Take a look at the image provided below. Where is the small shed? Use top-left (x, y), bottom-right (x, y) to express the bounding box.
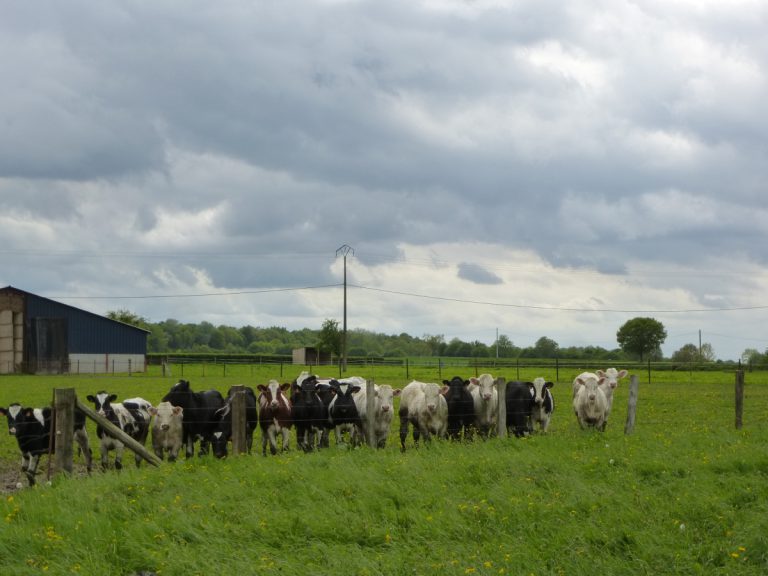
top-left (292, 346), bottom-right (331, 366)
top-left (0, 286), bottom-right (149, 374)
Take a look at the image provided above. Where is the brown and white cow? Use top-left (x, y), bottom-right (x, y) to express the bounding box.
top-left (257, 380), bottom-right (292, 456)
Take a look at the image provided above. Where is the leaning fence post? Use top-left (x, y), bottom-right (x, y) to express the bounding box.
top-left (496, 377), bottom-right (507, 438)
top-left (624, 375), bottom-right (640, 435)
top-left (230, 385), bottom-right (247, 455)
top-left (366, 379), bottom-right (376, 448)
top-left (735, 370), bottom-right (744, 430)
top-left (54, 388), bottom-right (76, 476)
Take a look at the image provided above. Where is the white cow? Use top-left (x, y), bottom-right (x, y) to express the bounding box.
top-left (149, 401), bottom-right (184, 462)
top-left (398, 381), bottom-right (448, 451)
top-left (572, 368), bottom-right (627, 430)
top-left (572, 373), bottom-right (608, 430)
top-left (352, 383), bottom-right (401, 449)
top-left (468, 373), bottom-right (500, 437)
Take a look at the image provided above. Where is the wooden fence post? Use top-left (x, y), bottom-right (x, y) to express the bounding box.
top-left (366, 379), bottom-right (376, 448)
top-left (496, 378), bottom-right (507, 438)
top-left (54, 388), bottom-right (76, 475)
top-left (624, 375), bottom-right (639, 435)
top-left (230, 385), bottom-right (247, 456)
top-left (735, 370), bottom-right (744, 430)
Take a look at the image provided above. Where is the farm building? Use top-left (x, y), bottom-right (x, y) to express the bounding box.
top-left (0, 286), bottom-right (149, 375)
top-left (292, 346), bottom-right (331, 365)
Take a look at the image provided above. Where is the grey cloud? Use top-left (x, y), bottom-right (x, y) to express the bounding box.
top-left (457, 263), bottom-right (503, 285)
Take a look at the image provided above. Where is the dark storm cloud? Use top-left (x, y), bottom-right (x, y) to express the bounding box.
top-left (457, 263), bottom-right (503, 285)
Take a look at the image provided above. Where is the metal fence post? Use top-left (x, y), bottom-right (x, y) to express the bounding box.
top-left (735, 370), bottom-right (744, 430)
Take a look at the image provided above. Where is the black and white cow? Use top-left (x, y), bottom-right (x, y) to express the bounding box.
top-left (0, 403), bottom-right (92, 486)
top-left (291, 373), bottom-right (328, 452)
top-left (86, 392), bottom-right (152, 470)
top-left (212, 386), bottom-right (258, 458)
top-left (327, 378), bottom-right (363, 445)
top-left (441, 376), bottom-right (476, 441)
top-left (530, 377), bottom-right (555, 432)
top-left (162, 380), bottom-right (224, 458)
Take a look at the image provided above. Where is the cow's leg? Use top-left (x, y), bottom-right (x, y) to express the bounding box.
top-left (100, 439), bottom-right (110, 471)
top-left (184, 432), bottom-right (194, 459)
top-left (74, 427), bottom-right (93, 473)
top-left (399, 408), bottom-right (409, 452)
top-left (198, 436), bottom-right (210, 457)
top-left (267, 426), bottom-right (278, 455)
top-left (25, 454), bottom-right (41, 486)
top-left (280, 427), bottom-right (290, 452)
top-left (114, 442), bottom-right (124, 471)
top-left (20, 453), bottom-right (30, 473)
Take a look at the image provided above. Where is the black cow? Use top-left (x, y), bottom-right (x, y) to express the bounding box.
top-left (327, 378), bottom-right (363, 445)
top-left (291, 374), bottom-right (327, 452)
top-left (162, 380), bottom-right (224, 458)
top-left (505, 381), bottom-right (535, 438)
top-left (441, 376), bottom-right (476, 441)
top-left (0, 403), bottom-right (92, 486)
top-left (86, 392), bottom-right (152, 470)
top-left (212, 386), bottom-right (258, 458)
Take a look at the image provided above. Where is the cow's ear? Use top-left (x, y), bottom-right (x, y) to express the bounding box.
top-left (596, 370), bottom-right (606, 377)
top-left (469, 377), bottom-right (478, 385)
top-left (109, 394), bottom-right (118, 402)
top-left (0, 407), bottom-right (6, 416)
top-left (148, 407), bottom-right (157, 416)
top-left (24, 408), bottom-right (34, 417)
top-left (440, 385), bottom-right (449, 396)
top-left (597, 377), bottom-right (608, 386)
top-left (280, 383), bottom-right (291, 391)
top-left (257, 384), bottom-right (267, 391)
top-left (392, 389), bottom-right (401, 396)
top-left (86, 395), bottom-right (96, 402)
top-left (527, 382), bottom-right (535, 389)
top-left (351, 385), bottom-right (361, 394)
top-left (617, 370), bottom-right (628, 379)
top-left (546, 381), bottom-right (554, 388)
top-left (442, 380), bottom-right (451, 385)
top-left (174, 406), bottom-right (183, 416)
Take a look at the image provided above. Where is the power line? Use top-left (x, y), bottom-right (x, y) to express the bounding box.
top-left (348, 284), bottom-right (768, 314)
top-left (49, 284), bottom-right (342, 300)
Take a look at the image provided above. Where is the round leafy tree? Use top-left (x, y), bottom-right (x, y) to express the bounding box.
top-left (616, 317), bottom-right (667, 361)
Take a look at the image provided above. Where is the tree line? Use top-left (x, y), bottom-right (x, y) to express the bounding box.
top-left (107, 310), bottom-right (733, 363)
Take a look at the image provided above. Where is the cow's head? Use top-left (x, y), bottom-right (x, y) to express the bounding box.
top-left (597, 368), bottom-right (628, 390)
top-left (86, 391), bottom-right (118, 416)
top-left (0, 403), bottom-right (23, 435)
top-left (258, 380), bottom-right (290, 410)
top-left (531, 378), bottom-right (554, 407)
top-left (470, 373), bottom-right (498, 401)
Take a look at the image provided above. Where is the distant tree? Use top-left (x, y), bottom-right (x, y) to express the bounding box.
top-left (616, 317), bottom-right (667, 361)
top-left (423, 334), bottom-right (445, 356)
top-left (494, 334), bottom-right (519, 358)
top-left (318, 319), bottom-right (342, 358)
top-left (700, 343), bottom-right (715, 362)
top-left (106, 309), bottom-right (148, 329)
top-left (671, 343), bottom-right (700, 363)
top-left (741, 348), bottom-right (762, 365)
top-left (532, 336), bottom-right (559, 359)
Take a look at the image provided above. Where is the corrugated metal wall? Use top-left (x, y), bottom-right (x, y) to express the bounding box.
top-left (24, 292), bottom-right (147, 354)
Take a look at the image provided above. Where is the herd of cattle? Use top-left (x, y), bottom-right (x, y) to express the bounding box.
top-left (0, 368), bottom-right (627, 488)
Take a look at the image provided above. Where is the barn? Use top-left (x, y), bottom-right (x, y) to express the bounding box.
top-left (0, 286), bottom-right (149, 375)
top-left (292, 346), bottom-right (331, 366)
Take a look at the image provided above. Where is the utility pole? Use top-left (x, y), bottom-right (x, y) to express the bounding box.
top-left (336, 244), bottom-right (354, 372)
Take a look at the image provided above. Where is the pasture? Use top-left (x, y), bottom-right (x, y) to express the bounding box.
top-left (1, 366), bottom-right (767, 575)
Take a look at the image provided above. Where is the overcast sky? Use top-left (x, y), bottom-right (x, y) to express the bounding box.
top-left (1, 0), bottom-right (767, 361)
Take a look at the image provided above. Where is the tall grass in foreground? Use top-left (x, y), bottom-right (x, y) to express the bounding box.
top-left (1, 372), bottom-right (767, 574)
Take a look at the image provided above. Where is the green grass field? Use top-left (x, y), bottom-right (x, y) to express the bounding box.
top-left (1, 366), bottom-right (767, 575)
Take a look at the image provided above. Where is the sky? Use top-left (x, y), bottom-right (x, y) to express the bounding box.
top-left (1, 0), bottom-right (767, 361)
